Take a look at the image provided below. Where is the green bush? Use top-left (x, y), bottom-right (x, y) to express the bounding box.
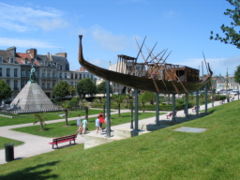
top-left (214, 95), bottom-right (227, 101)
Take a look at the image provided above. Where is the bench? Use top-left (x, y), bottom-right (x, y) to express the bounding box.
top-left (49, 134), bottom-right (77, 149)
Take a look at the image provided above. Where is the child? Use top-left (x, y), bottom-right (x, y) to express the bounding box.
top-left (95, 118), bottom-right (100, 133)
top-left (82, 118), bottom-right (88, 134)
top-left (98, 113), bottom-right (105, 132)
top-left (76, 117), bottom-right (83, 135)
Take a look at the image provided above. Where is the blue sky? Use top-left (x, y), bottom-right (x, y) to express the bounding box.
top-left (0, 0), bottom-right (239, 76)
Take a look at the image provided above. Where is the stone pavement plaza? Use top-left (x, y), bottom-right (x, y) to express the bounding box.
top-left (0, 98), bottom-right (237, 164)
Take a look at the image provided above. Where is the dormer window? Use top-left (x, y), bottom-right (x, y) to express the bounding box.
top-left (0, 56), bottom-right (3, 63)
top-left (9, 57), bottom-right (14, 63)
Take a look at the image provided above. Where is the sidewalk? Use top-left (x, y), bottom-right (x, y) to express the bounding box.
top-left (0, 97), bottom-right (237, 164)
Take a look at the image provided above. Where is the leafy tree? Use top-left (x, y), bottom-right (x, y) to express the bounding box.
top-left (97, 81), bottom-right (113, 94)
top-left (69, 97), bottom-right (80, 108)
top-left (77, 78), bottom-right (97, 98)
top-left (139, 91), bottom-right (155, 112)
top-left (61, 101), bottom-right (71, 126)
top-left (53, 81), bottom-right (70, 100)
top-left (112, 94), bottom-right (125, 116)
top-left (68, 85), bottom-right (76, 97)
top-left (0, 80), bottom-right (11, 103)
top-left (210, 0), bottom-right (240, 48)
top-left (234, 65), bottom-right (240, 83)
top-left (33, 113), bottom-right (46, 131)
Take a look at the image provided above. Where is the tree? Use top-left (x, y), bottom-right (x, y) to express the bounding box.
top-left (210, 0), bottom-right (240, 48)
top-left (139, 91), bottom-right (155, 112)
top-left (68, 85), bottom-right (76, 97)
top-left (97, 81), bottom-right (112, 94)
top-left (0, 80), bottom-right (11, 103)
top-left (77, 78), bottom-right (97, 98)
top-left (112, 94), bottom-right (125, 116)
top-left (33, 113), bottom-right (46, 131)
top-left (234, 65), bottom-right (240, 83)
top-left (53, 81), bottom-right (70, 100)
top-left (61, 101), bottom-right (71, 126)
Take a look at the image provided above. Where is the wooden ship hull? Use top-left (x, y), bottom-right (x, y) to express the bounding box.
top-left (78, 35), bottom-right (212, 94)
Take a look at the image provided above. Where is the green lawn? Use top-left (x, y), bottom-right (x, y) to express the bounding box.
top-left (1, 101), bottom-right (240, 179)
top-left (13, 112), bottom-right (156, 137)
top-left (0, 109), bottom-right (101, 127)
top-left (0, 137), bottom-right (23, 150)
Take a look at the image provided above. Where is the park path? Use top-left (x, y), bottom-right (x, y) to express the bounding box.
top-left (0, 97), bottom-right (237, 164)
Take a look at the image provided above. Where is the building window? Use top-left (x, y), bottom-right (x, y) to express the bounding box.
top-left (14, 68), bottom-right (18, 77)
top-left (42, 82), bottom-right (45, 89)
top-left (6, 68), bottom-right (10, 77)
top-left (47, 83), bottom-right (50, 89)
top-left (8, 57), bottom-right (14, 63)
top-left (0, 68), bottom-right (2, 77)
top-left (21, 71), bottom-right (25, 77)
top-left (59, 73), bottom-right (62, 79)
top-left (14, 80), bottom-right (18, 90)
top-left (6, 80), bottom-right (10, 86)
top-left (0, 56), bottom-right (3, 63)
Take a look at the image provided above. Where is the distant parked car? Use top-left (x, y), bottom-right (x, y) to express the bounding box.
top-left (230, 90), bottom-right (239, 95)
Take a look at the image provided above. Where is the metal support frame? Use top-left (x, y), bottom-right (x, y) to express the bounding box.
top-left (196, 90), bottom-right (199, 116)
top-left (184, 93), bottom-right (189, 118)
top-left (106, 80), bottom-right (111, 137)
top-left (205, 85), bottom-right (208, 114)
top-left (172, 94), bottom-right (176, 122)
top-left (212, 89), bottom-right (214, 107)
top-left (130, 91), bottom-right (134, 129)
top-left (238, 86), bottom-right (240, 100)
top-left (134, 89), bottom-right (139, 131)
top-left (156, 93), bottom-right (160, 124)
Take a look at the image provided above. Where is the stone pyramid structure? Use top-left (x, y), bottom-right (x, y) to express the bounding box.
top-left (10, 81), bottom-right (59, 113)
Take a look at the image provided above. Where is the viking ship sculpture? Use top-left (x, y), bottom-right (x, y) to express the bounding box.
top-left (78, 35), bottom-right (212, 94)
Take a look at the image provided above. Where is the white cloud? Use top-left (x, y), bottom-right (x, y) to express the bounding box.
top-left (179, 56), bottom-right (240, 76)
top-left (0, 2), bottom-right (67, 32)
top-left (0, 37), bottom-right (57, 48)
top-left (91, 26), bottom-right (134, 52)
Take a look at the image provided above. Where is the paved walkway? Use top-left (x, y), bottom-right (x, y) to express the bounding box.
top-left (0, 97), bottom-right (238, 164)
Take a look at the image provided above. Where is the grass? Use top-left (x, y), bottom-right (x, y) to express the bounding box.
top-left (1, 101), bottom-right (240, 179)
top-left (13, 112), bottom-right (156, 137)
top-left (0, 137), bottom-right (23, 150)
top-left (0, 109), bottom-right (101, 127)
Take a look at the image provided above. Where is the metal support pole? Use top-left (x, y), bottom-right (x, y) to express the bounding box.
top-left (212, 89), bottom-right (214, 107)
top-left (130, 102), bottom-right (133, 129)
top-left (156, 93), bottom-right (160, 125)
top-left (134, 89), bottom-right (139, 132)
top-left (172, 94), bottom-right (176, 122)
top-left (196, 90), bottom-right (199, 116)
top-left (106, 81), bottom-right (111, 137)
top-left (238, 86), bottom-right (240, 100)
top-left (184, 93), bottom-right (189, 118)
top-left (205, 85), bottom-right (208, 114)
top-left (103, 104), bottom-right (105, 118)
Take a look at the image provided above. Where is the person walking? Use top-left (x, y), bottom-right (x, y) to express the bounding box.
top-left (82, 118), bottom-right (88, 134)
top-left (76, 117), bottom-right (83, 135)
top-left (98, 113), bottom-right (105, 132)
top-left (95, 117), bottom-right (100, 133)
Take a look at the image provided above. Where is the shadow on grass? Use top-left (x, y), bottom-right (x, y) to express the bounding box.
top-left (0, 161), bottom-right (60, 180)
top-left (146, 110), bottom-right (216, 131)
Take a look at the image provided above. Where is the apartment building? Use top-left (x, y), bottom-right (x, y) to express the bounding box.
top-left (0, 47), bottom-right (96, 98)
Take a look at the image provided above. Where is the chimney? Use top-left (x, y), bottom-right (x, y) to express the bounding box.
top-left (7, 47), bottom-right (16, 56)
top-left (26, 49), bottom-right (37, 59)
top-left (55, 52), bottom-right (67, 58)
